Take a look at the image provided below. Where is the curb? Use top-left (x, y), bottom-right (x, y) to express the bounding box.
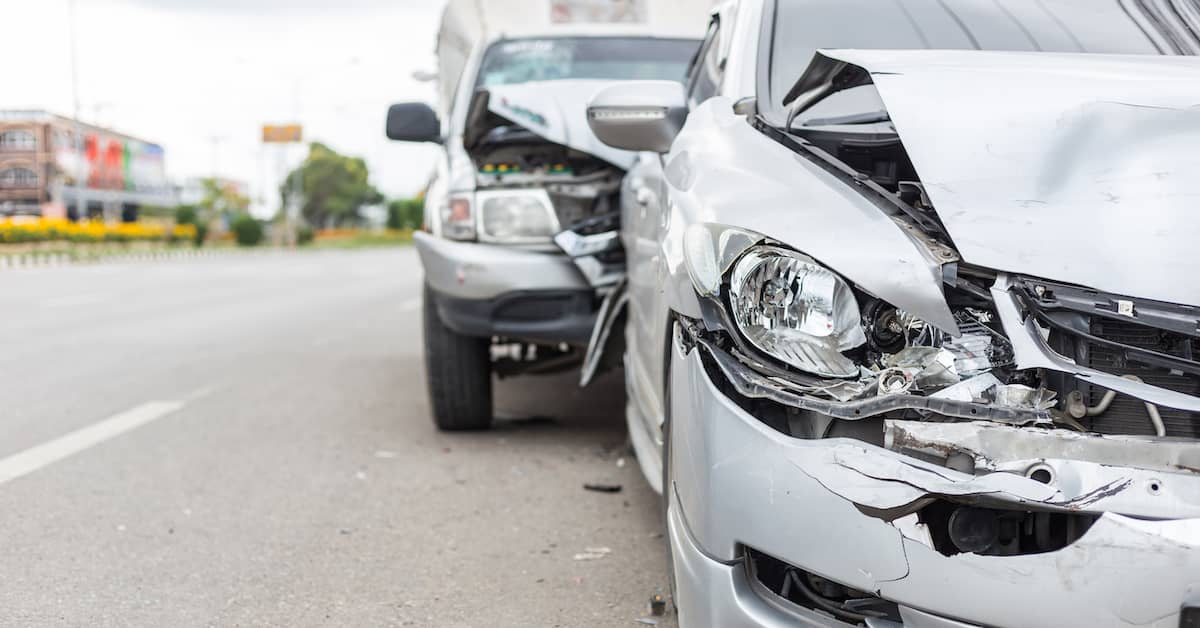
top-left (0, 248), bottom-right (278, 272)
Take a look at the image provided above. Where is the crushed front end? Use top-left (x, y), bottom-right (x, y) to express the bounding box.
top-left (667, 225), bottom-right (1200, 628)
top-left (417, 83), bottom-right (629, 373)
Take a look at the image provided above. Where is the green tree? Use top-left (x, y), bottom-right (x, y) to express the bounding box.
top-left (173, 205), bottom-right (207, 246)
top-left (200, 179), bottom-right (250, 216)
top-left (281, 143), bottom-right (383, 228)
top-left (387, 198), bottom-right (424, 230)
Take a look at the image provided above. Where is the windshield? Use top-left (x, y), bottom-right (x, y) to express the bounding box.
top-left (764, 0), bottom-right (1174, 126)
top-left (477, 37), bottom-right (699, 87)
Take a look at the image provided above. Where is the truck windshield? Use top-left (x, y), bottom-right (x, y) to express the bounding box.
top-left (763, 0), bottom-right (1174, 127)
top-left (477, 37), bottom-right (699, 87)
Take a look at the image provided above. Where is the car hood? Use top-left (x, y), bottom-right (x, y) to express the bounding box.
top-left (484, 79), bottom-right (638, 170)
top-left (795, 49), bottom-right (1200, 307)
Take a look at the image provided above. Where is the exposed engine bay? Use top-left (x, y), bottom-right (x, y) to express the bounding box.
top-left (465, 89), bottom-right (625, 289)
top-left (465, 91), bottom-right (625, 235)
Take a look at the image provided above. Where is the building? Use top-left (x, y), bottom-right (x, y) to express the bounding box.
top-left (0, 110), bottom-right (174, 221)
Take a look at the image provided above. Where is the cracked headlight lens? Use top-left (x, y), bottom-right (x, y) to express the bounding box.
top-left (476, 189), bottom-right (560, 244)
top-left (729, 246), bottom-right (866, 378)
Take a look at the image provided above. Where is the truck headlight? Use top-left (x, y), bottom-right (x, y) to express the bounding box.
top-left (476, 189), bottom-right (560, 244)
top-left (441, 194), bottom-right (475, 241)
top-left (728, 246), bottom-right (866, 378)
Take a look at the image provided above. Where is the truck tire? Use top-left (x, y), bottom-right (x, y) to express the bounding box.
top-left (423, 284), bottom-right (493, 430)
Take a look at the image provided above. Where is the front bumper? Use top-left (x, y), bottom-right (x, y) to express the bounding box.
top-left (669, 336), bottom-right (1200, 628)
top-left (414, 232), bottom-right (599, 345)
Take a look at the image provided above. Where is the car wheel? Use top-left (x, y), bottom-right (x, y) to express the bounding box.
top-left (422, 284), bottom-right (493, 430)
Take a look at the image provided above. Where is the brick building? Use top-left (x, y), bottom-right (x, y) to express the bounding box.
top-left (0, 110), bottom-right (174, 221)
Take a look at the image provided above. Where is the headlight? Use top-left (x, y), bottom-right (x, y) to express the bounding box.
top-left (440, 194), bottom-right (475, 241)
top-left (476, 189), bottom-right (560, 244)
top-left (728, 246), bottom-right (866, 378)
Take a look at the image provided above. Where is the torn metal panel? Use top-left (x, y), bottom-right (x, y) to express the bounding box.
top-left (885, 420), bottom-right (1200, 475)
top-left (801, 49), bottom-right (1200, 307)
top-left (791, 438), bottom-right (1192, 518)
top-left (886, 420), bottom-right (1200, 519)
top-left (698, 335), bottom-right (1051, 425)
top-left (789, 442), bottom-right (1062, 512)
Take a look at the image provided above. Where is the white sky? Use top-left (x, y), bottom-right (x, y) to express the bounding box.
top-left (1, 0), bottom-right (446, 216)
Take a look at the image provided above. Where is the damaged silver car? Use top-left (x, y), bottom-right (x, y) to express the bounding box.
top-left (584, 0), bottom-right (1200, 625)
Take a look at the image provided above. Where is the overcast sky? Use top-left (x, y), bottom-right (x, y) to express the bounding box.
top-left (2, 0), bottom-right (445, 215)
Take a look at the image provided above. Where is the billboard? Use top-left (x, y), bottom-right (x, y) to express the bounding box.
top-left (53, 127), bottom-right (168, 194)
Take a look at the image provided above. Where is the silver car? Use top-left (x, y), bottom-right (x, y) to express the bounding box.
top-left (584, 0), bottom-right (1200, 626)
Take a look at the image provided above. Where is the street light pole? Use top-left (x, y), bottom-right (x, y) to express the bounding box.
top-left (67, 0), bottom-right (86, 221)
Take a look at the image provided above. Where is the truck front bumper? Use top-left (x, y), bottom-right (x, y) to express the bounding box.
top-left (414, 232), bottom-right (598, 346)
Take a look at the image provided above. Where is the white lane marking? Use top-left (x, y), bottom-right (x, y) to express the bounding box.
top-left (398, 296), bottom-right (422, 312)
top-left (0, 396), bottom-right (198, 486)
top-left (40, 293), bottom-right (111, 309)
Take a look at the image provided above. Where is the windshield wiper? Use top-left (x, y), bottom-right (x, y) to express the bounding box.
top-left (798, 110), bottom-right (891, 127)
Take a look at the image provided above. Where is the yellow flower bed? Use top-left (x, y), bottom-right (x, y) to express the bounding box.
top-left (0, 218), bottom-right (196, 244)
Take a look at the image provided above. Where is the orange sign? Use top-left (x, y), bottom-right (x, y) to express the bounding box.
top-left (262, 124), bottom-right (303, 143)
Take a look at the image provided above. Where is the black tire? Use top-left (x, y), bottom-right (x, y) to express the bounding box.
top-left (422, 284), bottom-right (493, 430)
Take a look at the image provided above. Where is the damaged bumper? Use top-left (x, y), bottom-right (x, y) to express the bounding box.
top-left (670, 330), bottom-right (1200, 628)
top-left (414, 231), bottom-right (599, 345)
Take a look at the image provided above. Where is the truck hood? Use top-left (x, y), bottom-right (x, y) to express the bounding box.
top-left (483, 79), bottom-right (638, 170)
top-left (797, 50), bottom-right (1200, 307)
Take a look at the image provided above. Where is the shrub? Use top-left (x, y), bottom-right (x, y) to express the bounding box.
top-left (230, 213), bottom-right (264, 246)
top-left (175, 205), bottom-right (199, 226)
top-left (296, 224), bottom-right (315, 245)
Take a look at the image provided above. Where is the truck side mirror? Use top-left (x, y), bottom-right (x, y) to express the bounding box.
top-left (385, 103), bottom-right (442, 143)
top-left (586, 81), bottom-right (687, 153)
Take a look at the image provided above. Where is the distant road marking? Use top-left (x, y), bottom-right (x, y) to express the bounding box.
top-left (0, 388), bottom-right (213, 486)
top-left (398, 296), bottom-right (422, 312)
top-left (40, 293), bottom-right (110, 309)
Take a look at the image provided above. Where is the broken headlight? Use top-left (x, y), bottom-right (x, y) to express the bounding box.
top-left (729, 246), bottom-right (866, 378)
top-left (683, 224), bottom-right (867, 378)
top-left (475, 189), bottom-right (560, 244)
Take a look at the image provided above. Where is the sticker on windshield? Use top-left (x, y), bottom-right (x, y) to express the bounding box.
top-left (550, 0), bottom-right (646, 24)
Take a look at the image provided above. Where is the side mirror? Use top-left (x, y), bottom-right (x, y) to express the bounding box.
top-left (586, 81), bottom-right (687, 153)
top-left (386, 102), bottom-right (441, 143)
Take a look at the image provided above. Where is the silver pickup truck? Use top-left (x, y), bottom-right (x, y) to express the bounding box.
top-left (384, 0), bottom-right (709, 430)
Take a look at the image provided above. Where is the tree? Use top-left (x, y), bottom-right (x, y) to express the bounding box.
top-left (387, 198), bottom-right (424, 230)
top-left (199, 178), bottom-right (250, 216)
top-left (281, 143), bottom-right (383, 228)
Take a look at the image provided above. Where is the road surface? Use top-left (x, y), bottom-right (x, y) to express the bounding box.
top-left (0, 248), bottom-right (674, 627)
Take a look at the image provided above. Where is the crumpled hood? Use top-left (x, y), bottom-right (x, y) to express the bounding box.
top-left (484, 79), bottom-right (637, 170)
top-left (802, 50), bottom-right (1200, 306)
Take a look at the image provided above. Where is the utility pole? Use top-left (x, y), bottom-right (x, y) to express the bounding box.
top-left (67, 0), bottom-right (86, 221)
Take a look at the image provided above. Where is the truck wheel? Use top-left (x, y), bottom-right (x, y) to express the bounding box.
top-left (423, 284), bottom-right (493, 430)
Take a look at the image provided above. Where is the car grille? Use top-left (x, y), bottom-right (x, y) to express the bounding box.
top-left (1086, 318), bottom-right (1200, 438)
top-left (1014, 277), bottom-right (1200, 438)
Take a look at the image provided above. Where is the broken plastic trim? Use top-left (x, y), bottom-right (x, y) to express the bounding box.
top-left (690, 327), bottom-right (1050, 426)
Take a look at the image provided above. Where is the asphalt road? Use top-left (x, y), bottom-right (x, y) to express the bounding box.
top-left (0, 248), bottom-right (673, 627)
